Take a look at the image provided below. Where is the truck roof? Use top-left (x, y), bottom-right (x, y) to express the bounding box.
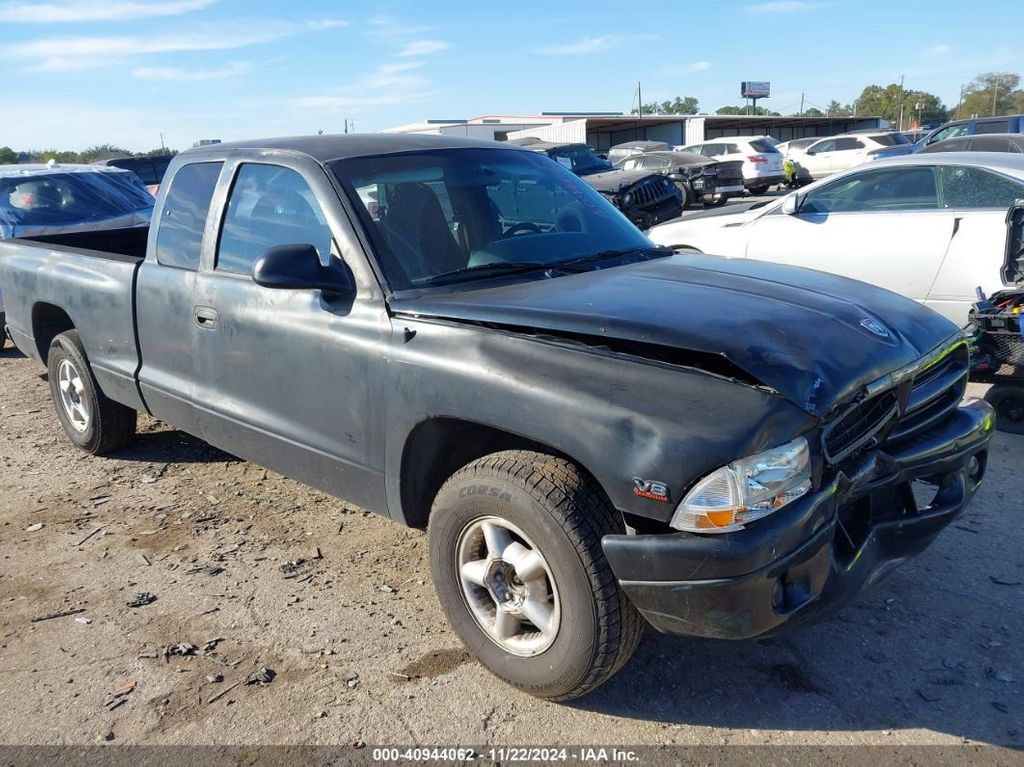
top-left (182, 133), bottom-right (527, 163)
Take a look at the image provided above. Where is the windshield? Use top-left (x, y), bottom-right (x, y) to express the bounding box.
top-left (0, 170), bottom-right (154, 235)
top-left (546, 145), bottom-right (614, 175)
top-left (332, 148), bottom-right (654, 290)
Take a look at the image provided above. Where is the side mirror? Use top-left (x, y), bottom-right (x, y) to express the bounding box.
top-left (781, 194), bottom-right (802, 215)
top-left (252, 243), bottom-right (355, 297)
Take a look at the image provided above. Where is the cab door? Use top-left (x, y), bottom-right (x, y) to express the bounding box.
top-left (191, 156), bottom-right (391, 511)
top-left (745, 165), bottom-right (956, 305)
top-left (798, 138), bottom-right (836, 180)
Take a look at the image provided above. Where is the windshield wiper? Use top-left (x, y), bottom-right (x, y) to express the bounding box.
top-left (558, 247), bottom-right (672, 268)
top-left (425, 261), bottom-right (558, 286)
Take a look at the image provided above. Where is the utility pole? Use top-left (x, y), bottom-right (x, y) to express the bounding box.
top-left (956, 84), bottom-right (965, 119)
top-left (897, 74), bottom-right (905, 131)
top-left (635, 81), bottom-right (642, 140)
top-left (992, 82), bottom-right (1000, 116)
top-left (799, 92), bottom-right (804, 117)
top-left (159, 132), bottom-right (165, 151)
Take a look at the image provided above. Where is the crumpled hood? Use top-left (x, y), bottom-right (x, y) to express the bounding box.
top-left (392, 254), bottom-right (960, 417)
top-left (581, 169), bottom-right (659, 194)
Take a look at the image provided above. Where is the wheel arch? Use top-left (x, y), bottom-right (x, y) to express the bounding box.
top-left (397, 416), bottom-right (613, 529)
top-left (31, 303), bottom-right (75, 362)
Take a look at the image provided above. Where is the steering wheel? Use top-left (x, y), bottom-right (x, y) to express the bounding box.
top-left (503, 221), bottom-right (542, 238)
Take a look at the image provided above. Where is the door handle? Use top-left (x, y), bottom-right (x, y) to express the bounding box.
top-left (194, 306), bottom-right (219, 329)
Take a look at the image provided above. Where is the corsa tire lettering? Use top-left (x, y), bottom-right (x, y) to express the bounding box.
top-left (459, 485), bottom-right (513, 503)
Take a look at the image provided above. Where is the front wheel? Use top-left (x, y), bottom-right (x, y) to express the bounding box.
top-left (48, 330), bottom-right (137, 454)
top-left (748, 184), bottom-right (771, 196)
top-left (428, 450), bottom-right (643, 700)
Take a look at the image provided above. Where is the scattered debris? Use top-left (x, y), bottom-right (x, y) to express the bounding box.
top-left (126, 592), bottom-right (157, 608)
top-left (343, 671), bottom-right (359, 688)
top-left (164, 643), bottom-right (197, 661)
top-left (206, 673), bottom-right (224, 684)
top-left (186, 565), bottom-right (225, 576)
top-left (74, 616), bottom-right (93, 625)
top-left (379, 584), bottom-right (396, 594)
top-left (72, 527), bottom-right (104, 547)
top-left (206, 682), bottom-right (239, 705)
top-left (99, 730), bottom-right (115, 742)
top-left (31, 607), bottom-right (86, 623)
top-left (280, 559), bottom-right (306, 576)
top-left (137, 554), bottom-right (151, 567)
top-left (201, 637), bottom-right (223, 654)
top-left (25, 523), bottom-right (44, 532)
top-left (351, 740), bottom-right (366, 750)
top-left (245, 667), bottom-right (276, 686)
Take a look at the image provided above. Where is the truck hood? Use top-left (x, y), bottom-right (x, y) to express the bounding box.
top-left (581, 169), bottom-right (659, 194)
top-left (391, 253), bottom-right (959, 417)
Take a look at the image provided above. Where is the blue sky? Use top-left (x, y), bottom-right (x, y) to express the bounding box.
top-left (0, 0), bottom-right (1020, 152)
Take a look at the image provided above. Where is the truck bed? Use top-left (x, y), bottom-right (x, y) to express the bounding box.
top-left (0, 227), bottom-right (149, 411)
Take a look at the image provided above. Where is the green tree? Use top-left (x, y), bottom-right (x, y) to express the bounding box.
top-left (852, 83), bottom-right (949, 126)
top-left (715, 105), bottom-right (780, 116)
top-left (0, 146), bottom-right (17, 164)
top-left (959, 72), bottom-right (1022, 118)
top-left (801, 107), bottom-right (824, 117)
top-left (632, 95), bottom-right (700, 115)
top-left (826, 100), bottom-right (853, 117)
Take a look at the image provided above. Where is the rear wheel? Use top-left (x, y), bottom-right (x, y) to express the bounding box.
top-left (984, 385), bottom-right (1024, 434)
top-left (749, 183), bottom-right (771, 195)
top-left (47, 330), bottom-right (137, 454)
top-left (428, 450), bottom-right (643, 700)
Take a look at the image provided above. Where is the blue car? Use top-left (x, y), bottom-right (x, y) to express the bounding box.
top-left (1, 163), bottom-right (154, 350)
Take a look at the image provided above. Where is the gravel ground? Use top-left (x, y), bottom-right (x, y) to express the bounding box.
top-left (0, 343), bottom-right (1021, 748)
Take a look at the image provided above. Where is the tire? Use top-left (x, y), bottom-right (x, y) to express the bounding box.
top-left (428, 450), bottom-right (643, 700)
top-left (984, 385), bottom-right (1024, 434)
top-left (705, 195), bottom-right (728, 208)
top-left (674, 182), bottom-right (690, 210)
top-left (748, 184), bottom-right (770, 196)
top-left (47, 330), bottom-right (137, 454)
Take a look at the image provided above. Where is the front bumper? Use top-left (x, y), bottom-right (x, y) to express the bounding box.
top-left (625, 195), bottom-right (684, 229)
top-left (602, 398), bottom-right (994, 640)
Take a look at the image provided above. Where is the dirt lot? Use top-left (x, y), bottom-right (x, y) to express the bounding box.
top-left (0, 343), bottom-right (1021, 748)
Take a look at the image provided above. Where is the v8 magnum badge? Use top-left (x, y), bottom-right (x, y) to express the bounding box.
top-left (633, 477), bottom-right (671, 502)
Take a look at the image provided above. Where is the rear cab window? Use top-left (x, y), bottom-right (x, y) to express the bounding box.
top-left (155, 162), bottom-right (223, 270)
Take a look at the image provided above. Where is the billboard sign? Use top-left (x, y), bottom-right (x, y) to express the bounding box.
top-left (741, 81), bottom-right (771, 99)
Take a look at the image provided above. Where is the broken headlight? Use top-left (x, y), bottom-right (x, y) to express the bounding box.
top-left (670, 437), bottom-right (811, 534)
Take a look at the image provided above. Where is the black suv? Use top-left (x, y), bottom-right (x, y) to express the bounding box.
top-left (510, 140), bottom-right (682, 228)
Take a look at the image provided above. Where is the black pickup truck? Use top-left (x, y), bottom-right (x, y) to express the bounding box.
top-left (0, 134), bottom-right (993, 701)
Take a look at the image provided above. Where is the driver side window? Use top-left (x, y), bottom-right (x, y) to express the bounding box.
top-left (216, 164), bottom-right (333, 275)
top-left (800, 167), bottom-right (938, 214)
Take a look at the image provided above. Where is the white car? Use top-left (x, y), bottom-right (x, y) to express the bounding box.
top-left (788, 131), bottom-right (914, 181)
top-left (676, 135), bottom-right (784, 195)
top-left (776, 137), bottom-right (818, 157)
top-left (646, 153), bottom-right (1024, 326)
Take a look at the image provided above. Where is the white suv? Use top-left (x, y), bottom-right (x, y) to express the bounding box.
top-left (789, 132), bottom-right (914, 181)
top-left (677, 136), bottom-right (784, 194)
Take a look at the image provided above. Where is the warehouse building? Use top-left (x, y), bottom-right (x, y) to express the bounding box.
top-left (385, 112), bottom-right (886, 149)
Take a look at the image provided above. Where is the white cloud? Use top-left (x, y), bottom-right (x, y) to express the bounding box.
top-left (535, 34), bottom-right (655, 55)
top-left (289, 63), bottom-right (433, 113)
top-left (397, 39), bottom-right (450, 57)
top-left (745, 1), bottom-right (832, 13)
top-left (925, 43), bottom-right (952, 57)
top-left (688, 61), bottom-right (711, 72)
top-left (0, 18), bottom-right (346, 71)
top-left (131, 61), bottom-right (252, 81)
top-left (0, 0), bottom-right (218, 22)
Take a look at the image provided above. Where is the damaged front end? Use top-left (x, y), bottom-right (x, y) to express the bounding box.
top-left (602, 336), bottom-right (994, 640)
top-left (593, 174), bottom-right (682, 229)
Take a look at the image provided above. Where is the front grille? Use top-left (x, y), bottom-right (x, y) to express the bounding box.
top-left (823, 390), bottom-right (898, 463)
top-left (888, 342), bottom-right (969, 444)
top-left (823, 340), bottom-right (969, 463)
top-left (629, 177), bottom-right (675, 209)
